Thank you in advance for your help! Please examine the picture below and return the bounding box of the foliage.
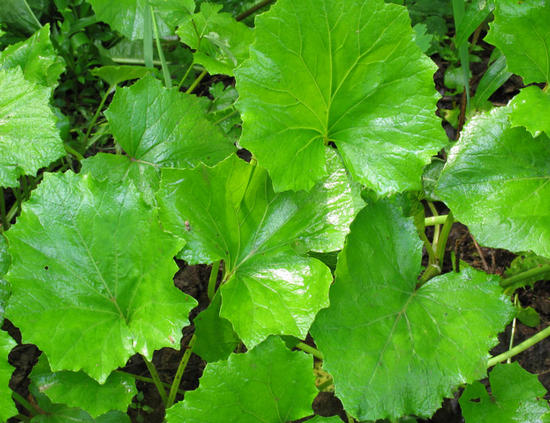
[0,0,550,422]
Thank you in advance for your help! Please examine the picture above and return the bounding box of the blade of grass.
[151,7,172,88]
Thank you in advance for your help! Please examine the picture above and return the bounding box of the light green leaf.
[88,0,171,40]
[105,75,235,169]
[436,107,550,258]
[80,154,160,207]
[0,67,65,188]
[193,293,240,362]
[158,151,362,347]
[150,0,195,29]
[90,65,154,87]
[460,362,550,422]
[177,2,254,76]
[0,330,16,422]
[311,199,514,421]
[5,171,197,382]
[510,86,550,137]
[235,0,445,193]
[0,25,65,87]
[165,336,317,422]
[30,355,136,418]
[485,0,550,84]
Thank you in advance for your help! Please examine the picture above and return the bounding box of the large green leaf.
[510,86,550,138]
[436,107,550,258]
[235,0,444,193]
[177,2,254,76]
[165,336,317,422]
[158,151,362,347]
[0,67,65,187]
[0,0,43,35]
[311,199,514,421]
[30,355,136,418]
[485,0,550,85]
[5,171,197,382]
[105,75,235,169]
[0,25,65,87]
[0,330,16,422]
[460,362,550,422]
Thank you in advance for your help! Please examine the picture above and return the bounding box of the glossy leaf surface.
[510,86,550,137]
[165,337,316,422]
[158,151,362,347]
[437,107,550,258]
[105,76,235,169]
[460,362,550,422]
[486,0,550,84]
[177,3,254,76]
[0,330,16,421]
[0,67,65,187]
[0,25,64,87]
[31,355,136,418]
[5,172,196,382]
[311,199,514,421]
[235,0,444,193]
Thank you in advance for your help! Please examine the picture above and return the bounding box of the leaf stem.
[435,212,454,266]
[501,264,550,292]
[213,109,239,126]
[22,0,42,29]
[295,342,324,360]
[236,0,275,21]
[207,261,221,300]
[508,294,518,363]
[151,7,172,88]
[177,63,194,90]
[142,356,168,405]
[83,86,113,147]
[12,392,38,416]
[185,69,207,94]
[115,370,186,395]
[166,334,197,407]
[488,324,550,368]
[424,215,448,226]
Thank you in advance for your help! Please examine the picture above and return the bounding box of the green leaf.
[193,293,240,362]
[235,0,445,193]
[158,151,362,347]
[177,2,254,76]
[0,25,65,87]
[306,417,342,423]
[436,107,550,258]
[471,54,511,110]
[90,65,154,87]
[311,199,514,421]
[0,235,10,277]
[150,0,195,29]
[510,86,550,137]
[105,75,235,169]
[517,306,540,328]
[0,330,16,422]
[5,171,197,382]
[0,67,65,188]
[504,253,550,288]
[0,0,42,35]
[165,336,317,422]
[30,355,136,418]
[460,362,550,423]
[485,0,550,84]
[80,154,160,207]
[87,0,173,40]
[454,0,493,48]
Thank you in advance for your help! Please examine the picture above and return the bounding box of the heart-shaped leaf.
[5,171,197,382]
[235,0,445,193]
[311,198,514,421]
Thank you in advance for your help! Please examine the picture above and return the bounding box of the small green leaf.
[90,65,154,87]
[158,151,362,347]
[177,2,254,76]
[193,293,240,362]
[517,306,540,328]
[0,330,16,422]
[460,362,550,422]
[311,199,514,421]
[30,355,136,418]
[0,25,64,87]
[0,67,65,188]
[5,171,197,382]
[510,86,550,137]
[436,107,550,258]
[485,0,550,84]
[165,337,317,422]
[105,75,235,169]
[505,253,550,286]
[235,0,445,193]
